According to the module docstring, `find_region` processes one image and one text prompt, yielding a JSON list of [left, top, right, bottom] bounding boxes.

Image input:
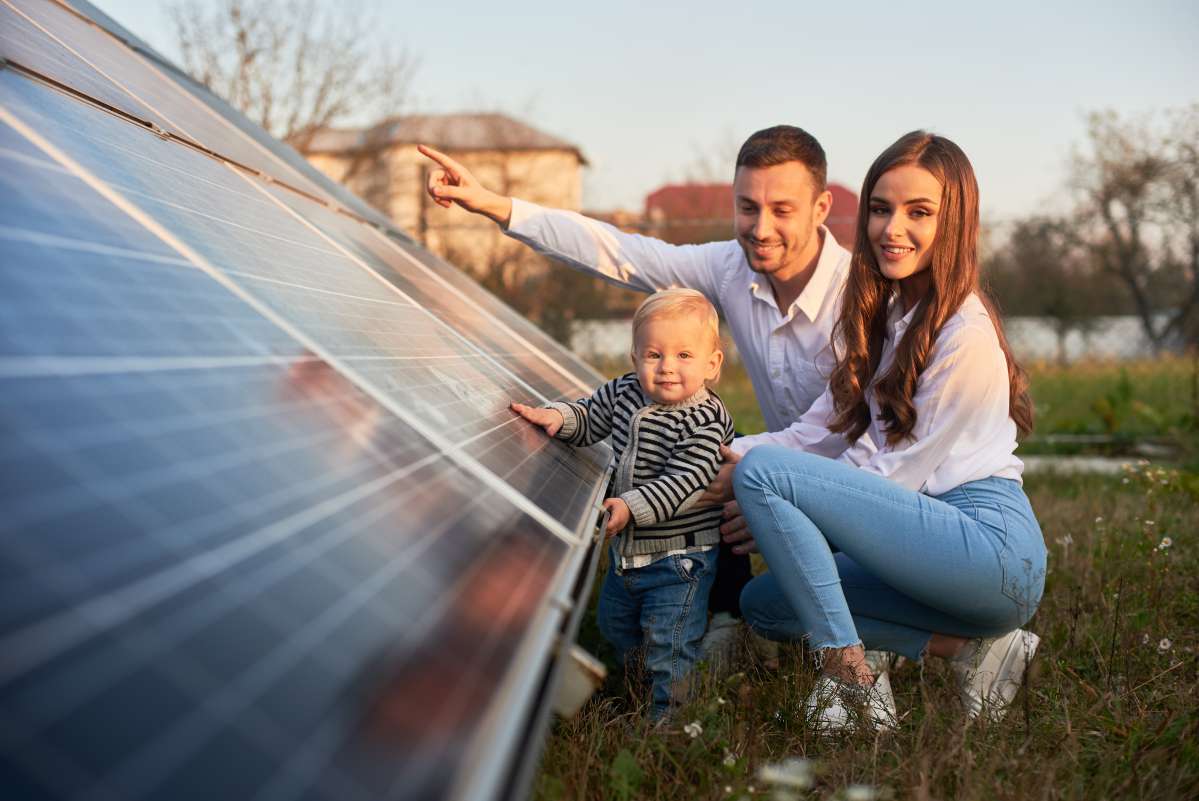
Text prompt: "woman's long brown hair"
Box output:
[[827, 131, 1034, 445]]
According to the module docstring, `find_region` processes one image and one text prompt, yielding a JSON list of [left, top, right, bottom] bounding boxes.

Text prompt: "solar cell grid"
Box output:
[[3, 72, 608, 532], [1, 95, 585, 801], [264, 184, 584, 402], [253, 183, 610, 529], [386, 232, 606, 389]]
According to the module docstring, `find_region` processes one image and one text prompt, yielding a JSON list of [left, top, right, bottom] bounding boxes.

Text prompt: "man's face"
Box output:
[[734, 162, 830, 282]]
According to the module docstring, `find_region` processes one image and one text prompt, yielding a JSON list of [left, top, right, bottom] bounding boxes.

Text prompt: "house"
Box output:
[[301, 113, 587, 281], [640, 181, 860, 248]]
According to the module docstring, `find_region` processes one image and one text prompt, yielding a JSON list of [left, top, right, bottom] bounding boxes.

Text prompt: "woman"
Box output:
[[724, 131, 1046, 731]]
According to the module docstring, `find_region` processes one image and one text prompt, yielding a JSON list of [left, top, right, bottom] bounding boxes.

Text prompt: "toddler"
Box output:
[[511, 288, 734, 717]]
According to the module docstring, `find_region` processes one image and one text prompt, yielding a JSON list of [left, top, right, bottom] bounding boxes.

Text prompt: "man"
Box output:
[[419, 126, 850, 658]]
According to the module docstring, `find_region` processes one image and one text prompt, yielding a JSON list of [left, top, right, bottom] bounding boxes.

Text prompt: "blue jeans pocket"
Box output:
[[672, 550, 715, 584]]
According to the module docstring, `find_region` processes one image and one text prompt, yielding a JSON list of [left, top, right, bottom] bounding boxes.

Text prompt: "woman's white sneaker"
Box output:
[[952, 629, 1040, 721]]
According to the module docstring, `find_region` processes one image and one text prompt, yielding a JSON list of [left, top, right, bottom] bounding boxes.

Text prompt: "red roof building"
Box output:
[[825, 183, 859, 249], [643, 181, 859, 249]]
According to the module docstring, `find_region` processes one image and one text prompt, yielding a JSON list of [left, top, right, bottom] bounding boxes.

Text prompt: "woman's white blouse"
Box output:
[[729, 294, 1024, 495]]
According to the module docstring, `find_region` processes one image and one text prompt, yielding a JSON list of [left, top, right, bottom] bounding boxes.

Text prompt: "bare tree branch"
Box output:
[[1070, 107, 1197, 351], [168, 0, 417, 150]]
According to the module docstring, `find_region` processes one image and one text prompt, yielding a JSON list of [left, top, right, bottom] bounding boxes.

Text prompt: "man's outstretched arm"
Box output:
[[418, 145, 731, 300]]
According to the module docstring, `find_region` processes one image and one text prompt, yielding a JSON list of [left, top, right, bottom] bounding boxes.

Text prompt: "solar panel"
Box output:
[[0, 3, 613, 799]]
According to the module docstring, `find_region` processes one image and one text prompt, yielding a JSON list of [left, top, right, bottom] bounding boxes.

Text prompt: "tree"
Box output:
[[983, 216, 1110, 365], [168, 0, 416, 153], [1070, 106, 1199, 351], [1161, 105, 1199, 345]]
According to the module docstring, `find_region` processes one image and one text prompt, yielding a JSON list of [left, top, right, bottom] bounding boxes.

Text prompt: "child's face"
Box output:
[[632, 315, 723, 405]]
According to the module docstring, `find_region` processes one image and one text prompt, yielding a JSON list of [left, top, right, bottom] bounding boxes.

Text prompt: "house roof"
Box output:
[[825, 184, 859, 247], [645, 184, 732, 220], [644, 181, 859, 233], [303, 113, 587, 163]]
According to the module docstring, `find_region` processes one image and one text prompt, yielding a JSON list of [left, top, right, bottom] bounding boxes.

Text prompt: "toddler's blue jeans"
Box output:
[[733, 447, 1046, 661], [596, 545, 716, 718]]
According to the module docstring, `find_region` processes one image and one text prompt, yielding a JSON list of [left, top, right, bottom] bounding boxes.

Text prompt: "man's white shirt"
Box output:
[[506, 198, 852, 430]]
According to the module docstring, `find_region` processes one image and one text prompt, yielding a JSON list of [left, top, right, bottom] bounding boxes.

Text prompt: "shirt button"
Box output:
[[772, 369, 780, 378]]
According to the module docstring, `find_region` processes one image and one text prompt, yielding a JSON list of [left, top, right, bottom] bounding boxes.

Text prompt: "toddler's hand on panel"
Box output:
[[510, 402, 563, 436]]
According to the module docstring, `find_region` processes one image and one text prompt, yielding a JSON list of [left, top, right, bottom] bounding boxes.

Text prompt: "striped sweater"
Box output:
[[549, 373, 735, 557]]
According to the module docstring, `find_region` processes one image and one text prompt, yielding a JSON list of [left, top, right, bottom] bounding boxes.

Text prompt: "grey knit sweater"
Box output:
[[548, 373, 735, 557]]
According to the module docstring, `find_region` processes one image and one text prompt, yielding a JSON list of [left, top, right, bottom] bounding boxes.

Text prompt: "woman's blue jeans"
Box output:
[[733, 447, 1046, 661], [596, 545, 716, 718]]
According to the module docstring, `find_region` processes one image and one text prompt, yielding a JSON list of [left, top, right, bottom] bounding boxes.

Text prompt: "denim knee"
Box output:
[[739, 572, 805, 643], [734, 446, 823, 498]]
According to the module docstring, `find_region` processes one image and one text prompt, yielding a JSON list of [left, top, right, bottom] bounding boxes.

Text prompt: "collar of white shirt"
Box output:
[[747, 226, 845, 323], [886, 293, 920, 340]]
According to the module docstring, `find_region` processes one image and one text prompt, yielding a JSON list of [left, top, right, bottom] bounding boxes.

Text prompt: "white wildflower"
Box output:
[[1056, 534, 1074, 546], [1094, 516, 1104, 524], [757, 758, 815, 790], [717, 696, 727, 705], [1158, 537, 1173, 550], [1159, 638, 1172, 652], [683, 721, 703, 739], [1145, 520, 1156, 526], [1122, 477, 1130, 484], [723, 749, 737, 768], [1142, 633, 1151, 645], [845, 786, 881, 801]]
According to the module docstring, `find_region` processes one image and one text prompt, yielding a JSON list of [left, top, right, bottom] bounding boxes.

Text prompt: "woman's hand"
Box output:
[[418, 144, 513, 225], [602, 497, 630, 537], [510, 402, 564, 436]]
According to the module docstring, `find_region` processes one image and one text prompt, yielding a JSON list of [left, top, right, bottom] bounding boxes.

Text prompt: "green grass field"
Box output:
[[536, 358, 1199, 800]]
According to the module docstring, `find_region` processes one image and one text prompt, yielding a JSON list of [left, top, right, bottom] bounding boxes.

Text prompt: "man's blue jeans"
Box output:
[[596, 545, 717, 717], [733, 447, 1046, 660]]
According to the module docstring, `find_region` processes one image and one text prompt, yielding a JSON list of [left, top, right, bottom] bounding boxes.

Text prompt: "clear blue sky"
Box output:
[[94, 0, 1198, 224]]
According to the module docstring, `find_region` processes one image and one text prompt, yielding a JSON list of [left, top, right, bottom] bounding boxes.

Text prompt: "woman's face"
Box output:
[[867, 165, 942, 290]]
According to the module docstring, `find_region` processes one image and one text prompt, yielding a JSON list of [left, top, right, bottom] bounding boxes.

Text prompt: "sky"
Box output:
[[93, 0, 1198, 225]]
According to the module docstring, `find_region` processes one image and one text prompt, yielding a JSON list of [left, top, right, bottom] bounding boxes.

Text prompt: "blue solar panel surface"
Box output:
[[0, 2, 612, 799]]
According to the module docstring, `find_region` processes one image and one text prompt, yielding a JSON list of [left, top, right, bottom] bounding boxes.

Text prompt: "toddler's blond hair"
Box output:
[[631, 288, 723, 383]]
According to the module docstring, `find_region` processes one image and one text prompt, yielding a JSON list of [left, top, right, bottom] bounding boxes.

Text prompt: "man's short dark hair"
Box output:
[[735, 126, 827, 192]]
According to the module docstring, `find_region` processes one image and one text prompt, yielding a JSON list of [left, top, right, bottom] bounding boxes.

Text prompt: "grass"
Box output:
[[1020, 356, 1199, 466], [535, 358, 1199, 800]]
